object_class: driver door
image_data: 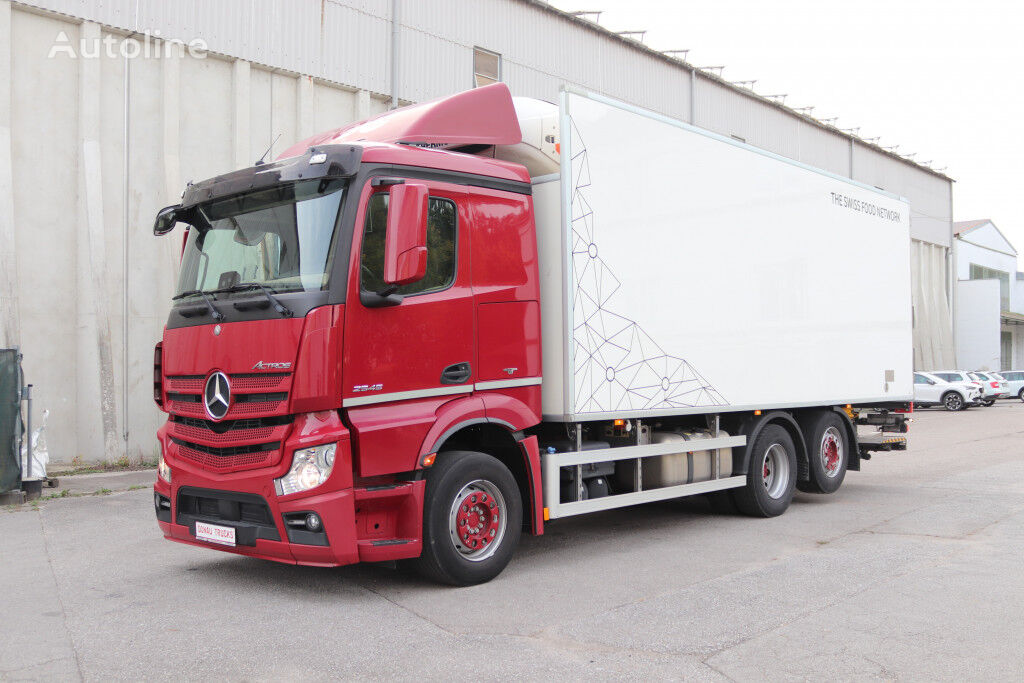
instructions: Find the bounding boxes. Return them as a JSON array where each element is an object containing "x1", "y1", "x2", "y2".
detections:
[{"x1": 342, "y1": 179, "x2": 475, "y2": 476}]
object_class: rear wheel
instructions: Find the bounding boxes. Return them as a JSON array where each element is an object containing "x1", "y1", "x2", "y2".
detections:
[
  {"x1": 982, "y1": 399, "x2": 995, "y2": 407},
  {"x1": 732, "y1": 424, "x2": 797, "y2": 517},
  {"x1": 797, "y1": 412, "x2": 848, "y2": 494},
  {"x1": 412, "y1": 450, "x2": 522, "y2": 586},
  {"x1": 1019, "y1": 389, "x2": 1024, "y2": 402},
  {"x1": 942, "y1": 391, "x2": 964, "y2": 411}
]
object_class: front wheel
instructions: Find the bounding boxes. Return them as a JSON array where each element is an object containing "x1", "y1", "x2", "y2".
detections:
[
  {"x1": 942, "y1": 392, "x2": 964, "y2": 411},
  {"x1": 412, "y1": 450, "x2": 522, "y2": 586},
  {"x1": 732, "y1": 424, "x2": 797, "y2": 517},
  {"x1": 1019, "y1": 389, "x2": 1024, "y2": 403}
]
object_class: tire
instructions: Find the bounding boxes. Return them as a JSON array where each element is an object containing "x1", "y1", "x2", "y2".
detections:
[
  {"x1": 797, "y1": 412, "x2": 848, "y2": 494},
  {"x1": 412, "y1": 450, "x2": 522, "y2": 586},
  {"x1": 732, "y1": 424, "x2": 797, "y2": 517},
  {"x1": 942, "y1": 391, "x2": 964, "y2": 411},
  {"x1": 982, "y1": 399, "x2": 995, "y2": 407}
]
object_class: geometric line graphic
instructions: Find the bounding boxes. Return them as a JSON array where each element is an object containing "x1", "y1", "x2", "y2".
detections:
[{"x1": 569, "y1": 117, "x2": 728, "y2": 413}]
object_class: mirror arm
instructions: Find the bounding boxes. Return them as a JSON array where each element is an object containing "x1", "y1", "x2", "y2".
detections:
[
  {"x1": 360, "y1": 290, "x2": 404, "y2": 308},
  {"x1": 371, "y1": 177, "x2": 406, "y2": 187}
]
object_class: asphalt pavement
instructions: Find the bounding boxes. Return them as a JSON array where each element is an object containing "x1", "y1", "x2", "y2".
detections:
[{"x1": 3, "y1": 401, "x2": 1024, "y2": 681}]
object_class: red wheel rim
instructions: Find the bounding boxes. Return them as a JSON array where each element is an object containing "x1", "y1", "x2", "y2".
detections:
[{"x1": 448, "y1": 479, "x2": 507, "y2": 561}]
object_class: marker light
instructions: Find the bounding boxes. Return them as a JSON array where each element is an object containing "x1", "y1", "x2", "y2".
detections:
[
  {"x1": 157, "y1": 456, "x2": 172, "y2": 484},
  {"x1": 275, "y1": 443, "x2": 336, "y2": 496}
]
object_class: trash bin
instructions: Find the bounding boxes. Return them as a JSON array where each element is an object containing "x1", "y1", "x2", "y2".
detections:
[{"x1": 0, "y1": 348, "x2": 23, "y2": 494}]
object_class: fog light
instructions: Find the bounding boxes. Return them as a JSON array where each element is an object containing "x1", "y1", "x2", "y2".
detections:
[{"x1": 305, "y1": 513, "x2": 322, "y2": 531}]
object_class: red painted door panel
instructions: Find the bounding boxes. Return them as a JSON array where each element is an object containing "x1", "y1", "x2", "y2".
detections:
[
  {"x1": 477, "y1": 301, "x2": 541, "y2": 382},
  {"x1": 343, "y1": 179, "x2": 475, "y2": 476}
]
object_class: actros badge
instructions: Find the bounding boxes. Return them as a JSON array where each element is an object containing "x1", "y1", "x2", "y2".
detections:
[{"x1": 252, "y1": 361, "x2": 292, "y2": 370}]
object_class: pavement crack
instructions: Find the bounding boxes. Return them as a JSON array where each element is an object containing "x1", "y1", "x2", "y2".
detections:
[
  {"x1": 0, "y1": 655, "x2": 77, "y2": 676},
  {"x1": 37, "y1": 508, "x2": 85, "y2": 682},
  {"x1": 356, "y1": 583, "x2": 457, "y2": 636}
]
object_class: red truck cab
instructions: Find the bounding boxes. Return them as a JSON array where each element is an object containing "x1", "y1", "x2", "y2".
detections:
[{"x1": 153, "y1": 84, "x2": 545, "y2": 584}]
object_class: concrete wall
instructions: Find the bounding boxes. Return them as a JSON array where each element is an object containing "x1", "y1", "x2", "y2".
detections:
[
  {"x1": 0, "y1": 3, "x2": 390, "y2": 463},
  {"x1": 1, "y1": 0, "x2": 957, "y2": 462},
  {"x1": 956, "y1": 280, "x2": 1001, "y2": 372}
]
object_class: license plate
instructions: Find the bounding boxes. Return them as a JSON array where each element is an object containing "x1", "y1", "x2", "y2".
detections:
[{"x1": 195, "y1": 521, "x2": 236, "y2": 547}]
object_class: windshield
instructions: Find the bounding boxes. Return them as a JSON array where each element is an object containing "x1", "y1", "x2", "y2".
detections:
[{"x1": 175, "y1": 179, "x2": 345, "y2": 297}]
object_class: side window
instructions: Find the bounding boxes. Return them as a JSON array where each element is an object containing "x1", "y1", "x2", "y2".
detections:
[
  {"x1": 473, "y1": 47, "x2": 501, "y2": 87},
  {"x1": 914, "y1": 374, "x2": 928, "y2": 385},
  {"x1": 359, "y1": 192, "x2": 457, "y2": 296},
  {"x1": 934, "y1": 373, "x2": 952, "y2": 382}
]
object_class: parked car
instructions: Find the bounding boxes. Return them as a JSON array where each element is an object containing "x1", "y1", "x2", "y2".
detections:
[
  {"x1": 930, "y1": 370, "x2": 990, "y2": 405},
  {"x1": 971, "y1": 371, "x2": 1009, "y2": 403},
  {"x1": 997, "y1": 370, "x2": 1024, "y2": 401},
  {"x1": 914, "y1": 371, "x2": 982, "y2": 411}
]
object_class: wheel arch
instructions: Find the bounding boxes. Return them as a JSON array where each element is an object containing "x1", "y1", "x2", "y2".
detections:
[
  {"x1": 726, "y1": 411, "x2": 808, "y2": 479},
  {"x1": 940, "y1": 388, "x2": 965, "y2": 403},
  {"x1": 430, "y1": 421, "x2": 542, "y2": 535}
]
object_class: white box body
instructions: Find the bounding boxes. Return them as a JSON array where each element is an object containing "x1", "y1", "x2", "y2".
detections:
[{"x1": 535, "y1": 90, "x2": 914, "y2": 421}]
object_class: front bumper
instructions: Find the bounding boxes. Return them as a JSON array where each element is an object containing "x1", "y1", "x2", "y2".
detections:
[
  {"x1": 154, "y1": 412, "x2": 360, "y2": 567},
  {"x1": 154, "y1": 469, "x2": 360, "y2": 567}
]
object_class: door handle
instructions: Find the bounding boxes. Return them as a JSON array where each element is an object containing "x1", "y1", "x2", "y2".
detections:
[{"x1": 440, "y1": 362, "x2": 471, "y2": 385}]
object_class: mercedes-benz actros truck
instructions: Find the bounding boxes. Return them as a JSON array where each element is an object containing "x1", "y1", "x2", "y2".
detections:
[{"x1": 151, "y1": 83, "x2": 912, "y2": 585}]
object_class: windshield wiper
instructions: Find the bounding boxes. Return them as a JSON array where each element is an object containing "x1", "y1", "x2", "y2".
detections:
[
  {"x1": 172, "y1": 289, "x2": 224, "y2": 321},
  {"x1": 209, "y1": 282, "x2": 293, "y2": 318}
]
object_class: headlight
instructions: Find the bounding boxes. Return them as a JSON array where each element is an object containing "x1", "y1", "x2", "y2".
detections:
[
  {"x1": 158, "y1": 455, "x2": 172, "y2": 484},
  {"x1": 275, "y1": 443, "x2": 336, "y2": 496}
]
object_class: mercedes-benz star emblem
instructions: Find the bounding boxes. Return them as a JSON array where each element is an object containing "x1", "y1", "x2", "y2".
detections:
[{"x1": 204, "y1": 371, "x2": 231, "y2": 420}]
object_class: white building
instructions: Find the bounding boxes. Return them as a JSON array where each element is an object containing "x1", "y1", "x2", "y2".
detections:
[
  {"x1": 954, "y1": 219, "x2": 1024, "y2": 370},
  {"x1": 0, "y1": 0, "x2": 956, "y2": 463}
]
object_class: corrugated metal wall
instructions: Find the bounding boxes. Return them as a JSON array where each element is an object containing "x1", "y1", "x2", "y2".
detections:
[{"x1": 0, "y1": 0, "x2": 954, "y2": 463}]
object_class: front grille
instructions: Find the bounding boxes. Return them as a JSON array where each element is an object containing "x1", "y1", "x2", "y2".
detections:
[
  {"x1": 164, "y1": 379, "x2": 291, "y2": 421},
  {"x1": 172, "y1": 422, "x2": 275, "y2": 443},
  {"x1": 164, "y1": 372, "x2": 294, "y2": 472},
  {"x1": 171, "y1": 414, "x2": 293, "y2": 429},
  {"x1": 166, "y1": 375, "x2": 204, "y2": 392},
  {"x1": 166, "y1": 372, "x2": 290, "y2": 391},
  {"x1": 228, "y1": 373, "x2": 290, "y2": 390},
  {"x1": 171, "y1": 437, "x2": 281, "y2": 472}
]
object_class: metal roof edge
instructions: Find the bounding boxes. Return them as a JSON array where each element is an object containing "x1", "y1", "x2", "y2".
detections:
[{"x1": 518, "y1": 0, "x2": 954, "y2": 183}]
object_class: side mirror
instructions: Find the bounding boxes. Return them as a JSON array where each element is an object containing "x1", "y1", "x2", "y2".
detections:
[
  {"x1": 154, "y1": 205, "x2": 182, "y2": 236},
  {"x1": 383, "y1": 183, "x2": 428, "y2": 286}
]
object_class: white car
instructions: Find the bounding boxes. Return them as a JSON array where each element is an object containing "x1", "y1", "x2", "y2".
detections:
[
  {"x1": 997, "y1": 370, "x2": 1024, "y2": 401},
  {"x1": 971, "y1": 371, "x2": 1009, "y2": 403},
  {"x1": 914, "y1": 371, "x2": 982, "y2": 411},
  {"x1": 930, "y1": 370, "x2": 990, "y2": 405}
]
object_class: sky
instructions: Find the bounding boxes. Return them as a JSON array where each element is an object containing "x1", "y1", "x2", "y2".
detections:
[{"x1": 549, "y1": 0, "x2": 1024, "y2": 251}]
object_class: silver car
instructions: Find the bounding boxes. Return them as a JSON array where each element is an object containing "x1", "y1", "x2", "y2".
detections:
[
  {"x1": 972, "y1": 371, "x2": 1009, "y2": 403},
  {"x1": 997, "y1": 370, "x2": 1024, "y2": 401}
]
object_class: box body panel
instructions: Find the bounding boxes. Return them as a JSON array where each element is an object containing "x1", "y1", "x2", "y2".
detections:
[{"x1": 539, "y1": 91, "x2": 913, "y2": 420}]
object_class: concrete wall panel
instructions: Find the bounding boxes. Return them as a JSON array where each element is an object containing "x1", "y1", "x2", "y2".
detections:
[{"x1": 11, "y1": 10, "x2": 81, "y2": 461}]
